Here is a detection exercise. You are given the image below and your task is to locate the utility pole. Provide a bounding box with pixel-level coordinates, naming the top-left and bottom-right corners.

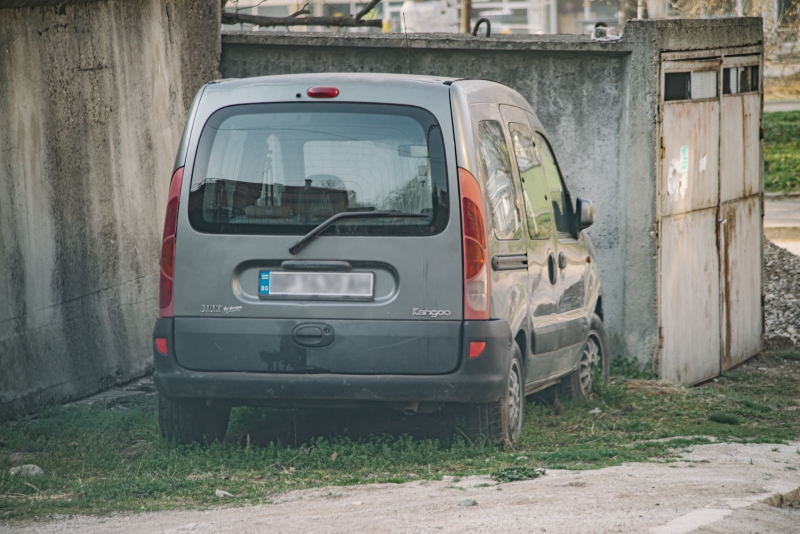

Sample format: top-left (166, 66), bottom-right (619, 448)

top-left (460, 0), bottom-right (471, 33)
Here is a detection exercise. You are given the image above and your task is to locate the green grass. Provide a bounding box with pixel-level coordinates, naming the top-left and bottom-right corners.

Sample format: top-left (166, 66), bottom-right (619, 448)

top-left (707, 411), bottom-right (741, 425)
top-left (610, 355), bottom-right (658, 380)
top-left (1, 353), bottom-right (799, 520)
top-left (779, 349), bottom-right (800, 361)
top-left (490, 466), bottom-right (545, 483)
top-left (764, 111), bottom-right (800, 192)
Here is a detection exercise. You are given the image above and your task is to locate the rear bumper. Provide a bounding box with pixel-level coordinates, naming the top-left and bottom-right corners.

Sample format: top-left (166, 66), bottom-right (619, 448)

top-left (152, 318), bottom-right (512, 404)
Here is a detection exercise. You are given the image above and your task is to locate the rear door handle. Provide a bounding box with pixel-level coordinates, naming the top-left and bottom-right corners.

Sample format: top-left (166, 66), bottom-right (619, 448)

top-left (548, 253), bottom-right (557, 285)
top-left (558, 252), bottom-right (567, 270)
top-left (491, 253), bottom-right (528, 271)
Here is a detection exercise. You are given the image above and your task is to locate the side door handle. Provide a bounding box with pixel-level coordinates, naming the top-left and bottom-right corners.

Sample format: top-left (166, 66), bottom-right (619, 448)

top-left (491, 253), bottom-right (528, 271)
top-left (547, 253), bottom-right (557, 285)
top-left (558, 252), bottom-right (567, 270)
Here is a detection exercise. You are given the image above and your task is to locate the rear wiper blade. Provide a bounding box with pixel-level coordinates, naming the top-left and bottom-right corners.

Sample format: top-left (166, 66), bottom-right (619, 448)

top-left (289, 211), bottom-right (428, 255)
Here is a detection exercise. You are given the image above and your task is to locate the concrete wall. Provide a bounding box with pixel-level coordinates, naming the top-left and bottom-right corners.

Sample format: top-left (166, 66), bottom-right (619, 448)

top-left (0, 0), bottom-right (220, 417)
top-left (219, 18), bottom-right (763, 364)
top-left (0, 14), bottom-right (762, 414)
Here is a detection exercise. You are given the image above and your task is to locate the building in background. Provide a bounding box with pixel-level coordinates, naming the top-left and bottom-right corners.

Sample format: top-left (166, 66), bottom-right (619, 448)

top-left (222, 0), bottom-right (562, 34)
top-left (557, 0), bottom-right (618, 34)
top-left (222, 0), bottom-right (800, 40)
top-left (466, 0), bottom-right (556, 34)
top-left (399, 0), bottom-right (459, 33)
top-left (222, 0), bottom-right (387, 32)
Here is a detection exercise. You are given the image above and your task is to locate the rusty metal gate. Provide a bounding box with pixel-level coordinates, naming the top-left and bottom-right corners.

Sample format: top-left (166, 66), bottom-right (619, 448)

top-left (658, 49), bottom-right (763, 385)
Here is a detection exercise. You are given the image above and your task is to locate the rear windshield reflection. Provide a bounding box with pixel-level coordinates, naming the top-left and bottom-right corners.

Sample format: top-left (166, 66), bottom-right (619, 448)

top-left (188, 103), bottom-right (449, 236)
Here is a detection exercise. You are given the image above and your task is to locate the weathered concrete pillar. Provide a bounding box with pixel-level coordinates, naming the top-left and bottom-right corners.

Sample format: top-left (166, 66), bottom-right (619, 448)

top-left (0, 0), bottom-right (220, 417)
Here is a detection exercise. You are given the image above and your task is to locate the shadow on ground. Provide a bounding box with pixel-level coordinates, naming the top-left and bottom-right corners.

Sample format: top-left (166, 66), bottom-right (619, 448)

top-left (225, 402), bottom-right (472, 448)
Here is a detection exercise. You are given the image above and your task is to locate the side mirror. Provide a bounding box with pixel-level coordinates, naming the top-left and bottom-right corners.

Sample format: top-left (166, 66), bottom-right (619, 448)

top-left (575, 198), bottom-right (594, 233)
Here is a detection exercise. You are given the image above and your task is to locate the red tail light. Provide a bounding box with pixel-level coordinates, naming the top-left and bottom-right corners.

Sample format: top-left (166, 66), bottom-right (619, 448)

top-left (307, 87), bottom-right (339, 98)
top-left (159, 167), bottom-right (183, 317)
top-left (155, 337), bottom-right (168, 355)
top-left (459, 167), bottom-right (490, 320)
top-left (469, 341), bottom-right (487, 358)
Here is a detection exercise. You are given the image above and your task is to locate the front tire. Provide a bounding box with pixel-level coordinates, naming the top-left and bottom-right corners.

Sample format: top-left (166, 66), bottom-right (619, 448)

top-left (466, 344), bottom-right (525, 445)
top-left (158, 395), bottom-right (230, 445)
top-left (559, 313), bottom-right (610, 401)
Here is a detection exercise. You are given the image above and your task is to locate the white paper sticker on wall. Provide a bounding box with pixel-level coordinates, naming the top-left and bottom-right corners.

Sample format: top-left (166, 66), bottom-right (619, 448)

top-left (700, 155), bottom-right (707, 173)
top-left (668, 159), bottom-right (679, 199)
top-left (679, 172), bottom-right (688, 198)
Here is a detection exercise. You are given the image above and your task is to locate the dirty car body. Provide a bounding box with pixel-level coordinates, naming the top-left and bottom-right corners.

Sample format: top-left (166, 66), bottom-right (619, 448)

top-left (153, 73), bottom-right (605, 443)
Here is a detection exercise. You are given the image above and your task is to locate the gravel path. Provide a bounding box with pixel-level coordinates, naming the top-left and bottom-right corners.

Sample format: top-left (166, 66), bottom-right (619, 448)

top-left (764, 239), bottom-right (800, 348)
top-left (5, 442), bottom-right (799, 534)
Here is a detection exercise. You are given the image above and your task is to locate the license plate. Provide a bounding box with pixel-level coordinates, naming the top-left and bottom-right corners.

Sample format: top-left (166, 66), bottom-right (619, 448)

top-left (258, 271), bottom-right (374, 301)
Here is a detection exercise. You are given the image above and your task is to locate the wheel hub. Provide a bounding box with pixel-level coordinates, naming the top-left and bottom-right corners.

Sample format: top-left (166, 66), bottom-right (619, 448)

top-left (507, 361), bottom-right (523, 438)
top-left (580, 334), bottom-right (601, 395)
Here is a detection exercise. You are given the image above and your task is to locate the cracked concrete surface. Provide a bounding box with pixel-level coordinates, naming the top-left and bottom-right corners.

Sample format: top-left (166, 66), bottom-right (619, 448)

top-left (7, 441), bottom-right (799, 534)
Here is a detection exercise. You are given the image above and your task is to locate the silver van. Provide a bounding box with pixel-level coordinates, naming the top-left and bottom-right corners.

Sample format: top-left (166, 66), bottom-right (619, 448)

top-left (153, 73), bottom-right (607, 445)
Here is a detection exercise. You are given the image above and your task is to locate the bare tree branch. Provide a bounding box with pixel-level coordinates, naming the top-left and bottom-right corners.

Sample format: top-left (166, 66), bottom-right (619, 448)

top-left (222, 12), bottom-right (381, 27)
top-left (289, 3), bottom-right (311, 17)
top-left (354, 0), bottom-right (382, 22)
top-left (221, 0), bottom-right (382, 28)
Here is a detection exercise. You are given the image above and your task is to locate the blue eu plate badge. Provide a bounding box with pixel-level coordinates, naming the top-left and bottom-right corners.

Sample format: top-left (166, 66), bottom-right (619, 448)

top-left (259, 271), bottom-right (270, 296)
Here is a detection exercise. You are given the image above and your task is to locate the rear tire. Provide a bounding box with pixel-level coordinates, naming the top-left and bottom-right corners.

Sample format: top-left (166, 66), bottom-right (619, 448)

top-left (466, 344), bottom-right (524, 445)
top-left (558, 313), bottom-right (609, 402)
top-left (158, 395), bottom-right (230, 445)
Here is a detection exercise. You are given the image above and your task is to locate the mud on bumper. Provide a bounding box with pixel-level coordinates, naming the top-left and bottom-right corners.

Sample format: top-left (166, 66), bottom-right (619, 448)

top-left (152, 318), bottom-right (512, 405)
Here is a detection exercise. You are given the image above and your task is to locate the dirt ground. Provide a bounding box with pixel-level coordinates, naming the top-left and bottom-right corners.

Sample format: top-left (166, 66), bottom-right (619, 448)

top-left (6, 441), bottom-right (799, 534)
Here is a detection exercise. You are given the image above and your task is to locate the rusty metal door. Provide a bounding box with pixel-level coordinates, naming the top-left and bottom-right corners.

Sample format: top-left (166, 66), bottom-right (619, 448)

top-left (719, 55), bottom-right (763, 369)
top-left (719, 196), bottom-right (762, 369)
top-left (658, 59), bottom-right (722, 384)
top-left (658, 53), bottom-right (764, 384)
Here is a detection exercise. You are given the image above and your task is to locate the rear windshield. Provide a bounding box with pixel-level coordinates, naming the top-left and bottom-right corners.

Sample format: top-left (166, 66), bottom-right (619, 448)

top-left (188, 103), bottom-right (449, 236)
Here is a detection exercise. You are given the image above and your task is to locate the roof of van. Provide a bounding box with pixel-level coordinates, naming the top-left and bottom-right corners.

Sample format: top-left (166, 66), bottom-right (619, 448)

top-left (205, 73), bottom-right (460, 91)
top-left (201, 74), bottom-right (533, 113)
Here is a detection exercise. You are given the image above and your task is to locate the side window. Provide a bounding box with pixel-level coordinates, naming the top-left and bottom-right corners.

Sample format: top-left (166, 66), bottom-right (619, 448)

top-left (509, 122), bottom-right (552, 239)
top-left (477, 121), bottom-right (522, 241)
top-left (535, 133), bottom-right (571, 235)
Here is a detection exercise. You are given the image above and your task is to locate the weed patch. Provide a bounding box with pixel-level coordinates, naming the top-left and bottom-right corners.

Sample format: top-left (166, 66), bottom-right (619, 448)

top-left (490, 466), bottom-right (544, 483)
top-left (779, 350), bottom-right (800, 361)
top-left (708, 412), bottom-right (741, 425)
top-left (741, 400), bottom-right (772, 413)
top-left (610, 355), bottom-right (657, 380)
